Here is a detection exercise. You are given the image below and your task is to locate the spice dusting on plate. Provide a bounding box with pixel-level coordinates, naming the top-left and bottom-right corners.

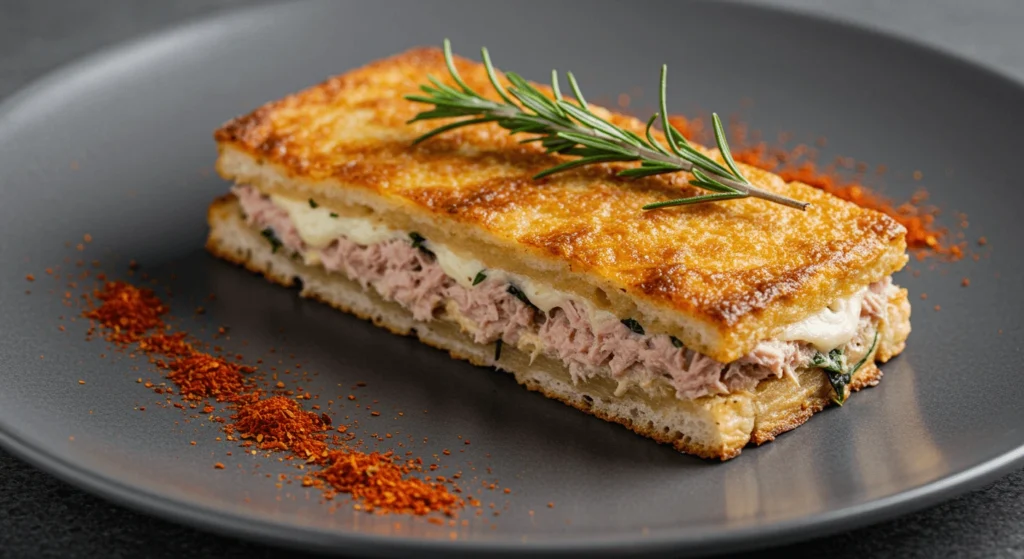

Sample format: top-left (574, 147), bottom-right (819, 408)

top-left (84, 281), bottom-right (167, 343)
top-left (669, 115), bottom-right (970, 262)
top-left (137, 332), bottom-right (193, 356)
top-left (232, 395), bottom-right (328, 458)
top-left (163, 354), bottom-right (251, 401)
top-left (81, 278), bottom-right (464, 517)
top-left (315, 449), bottom-right (460, 515)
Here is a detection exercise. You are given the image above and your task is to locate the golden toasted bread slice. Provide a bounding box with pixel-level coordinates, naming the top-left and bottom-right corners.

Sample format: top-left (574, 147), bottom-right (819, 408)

top-left (213, 47), bottom-right (907, 363)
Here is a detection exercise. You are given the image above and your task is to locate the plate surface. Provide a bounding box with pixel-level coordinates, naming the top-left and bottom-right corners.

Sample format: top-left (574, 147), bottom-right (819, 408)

top-left (0, 0), bottom-right (1022, 556)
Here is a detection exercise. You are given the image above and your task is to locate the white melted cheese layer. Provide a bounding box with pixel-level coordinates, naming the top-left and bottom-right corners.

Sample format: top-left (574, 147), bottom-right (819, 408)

top-left (271, 195), bottom-right (403, 248)
top-left (272, 195), bottom-right (865, 352)
top-left (427, 245), bottom-right (619, 327)
top-left (780, 287), bottom-right (867, 351)
top-left (271, 194), bottom-right (613, 323)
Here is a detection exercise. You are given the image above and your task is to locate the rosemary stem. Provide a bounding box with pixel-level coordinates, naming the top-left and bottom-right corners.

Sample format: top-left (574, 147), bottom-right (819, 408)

top-left (488, 107), bottom-right (809, 210)
top-left (714, 177), bottom-right (811, 210)
top-left (409, 40), bottom-right (812, 212)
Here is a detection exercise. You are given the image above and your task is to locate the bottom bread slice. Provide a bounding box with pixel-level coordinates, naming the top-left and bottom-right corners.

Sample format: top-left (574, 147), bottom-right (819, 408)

top-left (206, 195), bottom-right (902, 460)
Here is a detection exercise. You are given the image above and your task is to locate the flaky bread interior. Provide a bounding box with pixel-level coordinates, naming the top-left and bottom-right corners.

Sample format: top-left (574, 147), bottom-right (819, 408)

top-left (207, 196), bottom-right (910, 460)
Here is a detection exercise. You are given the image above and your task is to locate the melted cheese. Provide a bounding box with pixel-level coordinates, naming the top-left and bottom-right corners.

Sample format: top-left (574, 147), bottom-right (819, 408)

top-left (271, 195), bottom-right (402, 248)
top-left (269, 194), bottom-right (864, 354)
top-left (510, 275), bottom-right (617, 325)
top-left (424, 240), bottom-right (618, 325)
top-left (517, 277), bottom-right (567, 314)
top-left (426, 242), bottom-right (486, 288)
top-left (780, 288), bottom-right (867, 351)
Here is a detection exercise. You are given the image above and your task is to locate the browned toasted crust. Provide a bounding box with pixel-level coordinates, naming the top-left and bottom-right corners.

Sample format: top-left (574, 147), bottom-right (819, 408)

top-left (207, 195), bottom-right (891, 460)
top-left (213, 47), bottom-right (908, 362)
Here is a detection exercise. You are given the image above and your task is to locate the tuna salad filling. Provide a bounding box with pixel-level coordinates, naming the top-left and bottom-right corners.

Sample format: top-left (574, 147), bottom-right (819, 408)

top-left (233, 185), bottom-right (897, 401)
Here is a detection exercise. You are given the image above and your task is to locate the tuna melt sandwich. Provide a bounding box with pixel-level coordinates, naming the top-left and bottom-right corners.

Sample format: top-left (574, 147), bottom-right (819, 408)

top-left (206, 47), bottom-right (911, 460)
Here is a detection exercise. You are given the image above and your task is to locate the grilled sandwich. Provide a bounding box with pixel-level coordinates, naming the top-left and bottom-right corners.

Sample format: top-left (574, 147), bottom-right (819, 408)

top-left (206, 47), bottom-right (911, 460)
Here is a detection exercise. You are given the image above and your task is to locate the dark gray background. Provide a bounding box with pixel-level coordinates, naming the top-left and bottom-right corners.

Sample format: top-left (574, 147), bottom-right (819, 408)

top-left (1, 0), bottom-right (1021, 557)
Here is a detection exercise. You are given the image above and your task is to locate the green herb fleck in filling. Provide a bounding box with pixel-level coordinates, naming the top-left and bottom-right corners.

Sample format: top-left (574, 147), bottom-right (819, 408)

top-left (506, 284), bottom-right (536, 309)
top-left (408, 232), bottom-right (434, 256)
top-left (409, 232), bottom-right (427, 249)
top-left (261, 228), bottom-right (282, 254)
top-left (812, 330), bottom-right (879, 406)
top-left (621, 318), bottom-right (645, 335)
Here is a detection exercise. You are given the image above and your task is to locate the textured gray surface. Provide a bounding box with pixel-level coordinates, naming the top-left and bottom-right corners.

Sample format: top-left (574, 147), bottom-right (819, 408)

top-left (0, 0), bottom-right (1022, 557)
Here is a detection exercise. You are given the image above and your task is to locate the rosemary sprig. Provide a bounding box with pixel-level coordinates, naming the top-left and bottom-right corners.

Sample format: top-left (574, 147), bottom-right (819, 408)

top-left (405, 40), bottom-right (809, 211)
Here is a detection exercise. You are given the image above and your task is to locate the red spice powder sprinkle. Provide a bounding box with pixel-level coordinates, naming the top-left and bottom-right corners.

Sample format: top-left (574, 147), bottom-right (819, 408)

top-left (733, 145), bottom-right (962, 260)
top-left (233, 396), bottom-right (328, 458)
top-left (138, 332), bottom-right (194, 356)
top-left (164, 354), bottom-right (251, 401)
top-left (316, 449), bottom-right (461, 516)
top-left (669, 115), bottom-right (966, 262)
top-left (81, 273), bottom-right (465, 518)
top-left (85, 281), bottom-right (167, 343)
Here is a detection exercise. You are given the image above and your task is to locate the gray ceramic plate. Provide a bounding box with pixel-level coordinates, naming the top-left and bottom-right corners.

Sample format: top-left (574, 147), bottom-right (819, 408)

top-left (0, 0), bottom-right (1022, 556)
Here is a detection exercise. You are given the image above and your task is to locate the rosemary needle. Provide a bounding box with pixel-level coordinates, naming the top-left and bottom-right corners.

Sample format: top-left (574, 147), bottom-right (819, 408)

top-left (405, 39), bottom-right (810, 211)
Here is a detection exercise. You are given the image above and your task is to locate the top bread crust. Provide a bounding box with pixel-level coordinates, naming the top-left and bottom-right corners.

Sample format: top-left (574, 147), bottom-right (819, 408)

top-left (214, 47), bottom-right (908, 362)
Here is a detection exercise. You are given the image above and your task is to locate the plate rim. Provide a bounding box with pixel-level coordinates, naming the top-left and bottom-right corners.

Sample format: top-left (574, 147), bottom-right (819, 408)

top-left (4, 420), bottom-right (1024, 558)
top-left (2, 0), bottom-right (1024, 555)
